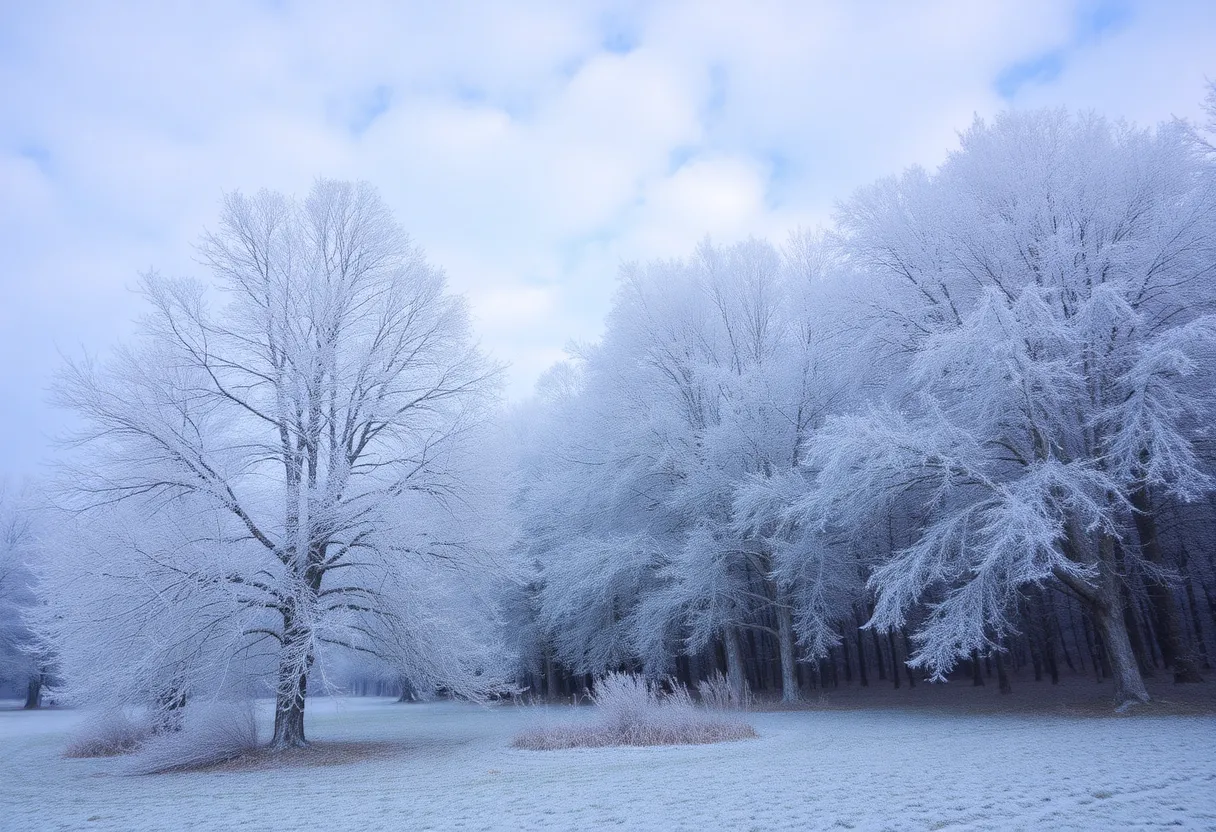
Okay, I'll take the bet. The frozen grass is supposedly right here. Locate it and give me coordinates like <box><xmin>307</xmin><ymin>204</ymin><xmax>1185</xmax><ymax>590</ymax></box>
<box><xmin>696</xmin><ymin>670</ymin><xmax>754</xmax><ymax>711</ymax></box>
<box><xmin>513</xmin><ymin>673</ymin><xmax>756</xmax><ymax>749</ymax></box>
<box><xmin>63</xmin><ymin>709</ymin><xmax>150</xmax><ymax>758</ymax></box>
<box><xmin>2</xmin><ymin>694</ymin><xmax>1215</xmax><ymax>830</ymax></box>
<box><xmin>125</xmin><ymin>701</ymin><xmax>259</xmax><ymax>774</ymax></box>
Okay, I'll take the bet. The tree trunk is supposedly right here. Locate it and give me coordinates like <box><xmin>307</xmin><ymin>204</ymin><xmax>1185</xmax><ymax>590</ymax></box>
<box><xmin>1092</xmin><ymin>599</ymin><xmax>1150</xmax><ymax>707</ymax></box>
<box><xmin>1178</xmin><ymin>548</ymin><xmax>1211</xmax><ymax>670</ymax></box>
<box><xmin>272</xmin><ymin>673</ymin><xmax>308</xmax><ymax>748</ymax></box>
<box><xmin>777</xmin><ymin>604</ymin><xmax>799</xmax><ymax>702</ymax></box>
<box><xmin>1121</xmin><ymin>586</ymin><xmax>1155</xmax><ymax>677</ymax></box>
<box><xmin>995</xmin><ymin>644</ymin><xmax>1012</xmax><ymax>695</ymax></box>
<box><xmin>23</xmin><ymin>673</ymin><xmax>42</xmax><ymax>710</ymax></box>
<box><xmin>1131</xmin><ymin>487</ymin><xmax>1203</xmax><ymax>682</ymax></box>
<box><xmin>888</xmin><ymin>630</ymin><xmax>900</xmax><ymax>689</ymax></box>
<box><xmin>271</xmin><ymin>639</ymin><xmax>311</xmax><ymax>748</ymax></box>
<box><xmin>723</xmin><ymin>627</ymin><xmax>746</xmax><ymax>704</ymax></box>
<box><xmin>901</xmin><ymin>629</ymin><xmax>917</xmax><ymax>688</ymax></box>
<box><xmin>871</xmin><ymin>627</ymin><xmax>887</xmax><ymax>681</ymax></box>
<box><xmin>1088</xmin><ymin>538</ymin><xmax>1151</xmax><ymax>707</ymax></box>
<box><xmin>855</xmin><ymin>613</ymin><xmax>869</xmax><ymax>687</ymax></box>
<box><xmin>970</xmin><ymin>649</ymin><xmax>984</xmax><ymax>686</ymax></box>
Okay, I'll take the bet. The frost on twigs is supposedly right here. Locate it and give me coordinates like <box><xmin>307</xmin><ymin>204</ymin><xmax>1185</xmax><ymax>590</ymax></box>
<box><xmin>124</xmin><ymin>701</ymin><xmax>258</xmax><ymax>774</ymax></box>
<box><xmin>64</xmin><ymin>709</ymin><xmax>151</xmax><ymax>758</ymax></box>
<box><xmin>696</xmin><ymin>671</ymin><xmax>754</xmax><ymax>711</ymax></box>
<box><xmin>512</xmin><ymin>673</ymin><xmax>756</xmax><ymax>750</ymax></box>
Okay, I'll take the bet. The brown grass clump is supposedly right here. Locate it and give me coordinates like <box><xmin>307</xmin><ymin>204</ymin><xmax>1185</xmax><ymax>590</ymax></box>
<box><xmin>513</xmin><ymin>673</ymin><xmax>757</xmax><ymax>750</ymax></box>
<box><xmin>201</xmin><ymin>740</ymin><xmax>405</xmax><ymax>772</ymax></box>
<box><xmin>64</xmin><ymin>710</ymin><xmax>150</xmax><ymax>758</ymax></box>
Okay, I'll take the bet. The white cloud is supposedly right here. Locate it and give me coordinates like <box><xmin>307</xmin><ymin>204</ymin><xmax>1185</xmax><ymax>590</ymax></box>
<box><xmin>0</xmin><ymin>0</ymin><xmax>1211</xmax><ymax>472</ymax></box>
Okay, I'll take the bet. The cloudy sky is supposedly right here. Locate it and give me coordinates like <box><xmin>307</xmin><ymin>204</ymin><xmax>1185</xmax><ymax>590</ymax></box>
<box><xmin>1</xmin><ymin>0</ymin><xmax>1213</xmax><ymax>474</ymax></box>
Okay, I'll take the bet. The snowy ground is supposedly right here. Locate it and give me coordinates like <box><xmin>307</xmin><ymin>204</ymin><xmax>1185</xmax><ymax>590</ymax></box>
<box><xmin>2</xmin><ymin>697</ymin><xmax>1214</xmax><ymax>831</ymax></box>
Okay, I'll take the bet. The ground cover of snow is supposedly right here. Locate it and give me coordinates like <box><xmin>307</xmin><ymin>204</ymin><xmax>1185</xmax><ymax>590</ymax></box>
<box><xmin>1</xmin><ymin>696</ymin><xmax>1213</xmax><ymax>831</ymax></box>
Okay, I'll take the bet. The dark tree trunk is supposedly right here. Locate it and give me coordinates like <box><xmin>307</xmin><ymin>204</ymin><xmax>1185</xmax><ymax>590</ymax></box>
<box><xmin>995</xmin><ymin>645</ymin><xmax>1012</xmax><ymax>695</ymax></box>
<box><xmin>840</xmin><ymin>628</ymin><xmax>853</xmax><ymax>684</ymax></box>
<box><xmin>1178</xmin><ymin>548</ymin><xmax>1211</xmax><ymax>670</ymax></box>
<box><xmin>888</xmin><ymin>631</ymin><xmax>900</xmax><ymax>689</ymax></box>
<box><xmin>1082</xmin><ymin>609</ymin><xmax>1105</xmax><ymax>679</ymax></box>
<box><xmin>1082</xmin><ymin>537</ymin><xmax>1152</xmax><ymax>707</ymax></box>
<box><xmin>1063</xmin><ymin>596</ymin><xmax>1083</xmax><ymax>672</ymax></box>
<box><xmin>1047</xmin><ymin>592</ymin><xmax>1073</xmax><ymax>672</ymax></box>
<box><xmin>1121</xmin><ymin>586</ymin><xmax>1155</xmax><ymax>677</ymax></box>
<box><xmin>271</xmin><ymin>649</ymin><xmax>310</xmax><ymax>748</ymax></box>
<box><xmin>855</xmin><ymin>615</ymin><xmax>869</xmax><ymax>687</ymax></box>
<box><xmin>23</xmin><ymin>673</ymin><xmax>42</xmax><ymax>710</ymax></box>
<box><xmin>723</xmin><ymin>627</ymin><xmax>747</xmax><ymax>703</ymax></box>
<box><xmin>1026</xmin><ymin>606</ymin><xmax>1043</xmax><ymax>682</ymax></box>
<box><xmin>1038</xmin><ymin>600</ymin><xmax>1060</xmax><ymax>684</ymax></box>
<box><xmin>272</xmin><ymin>682</ymin><xmax>307</xmax><ymax>748</ymax></box>
<box><xmin>1131</xmin><ymin>487</ymin><xmax>1203</xmax><ymax>682</ymax></box>
<box><xmin>872</xmin><ymin>627</ymin><xmax>887</xmax><ymax>681</ymax></box>
<box><xmin>970</xmin><ymin>649</ymin><xmax>985</xmax><ymax>686</ymax></box>
<box><xmin>777</xmin><ymin>603</ymin><xmax>799</xmax><ymax>702</ymax></box>
<box><xmin>901</xmin><ymin>628</ymin><xmax>916</xmax><ymax>688</ymax></box>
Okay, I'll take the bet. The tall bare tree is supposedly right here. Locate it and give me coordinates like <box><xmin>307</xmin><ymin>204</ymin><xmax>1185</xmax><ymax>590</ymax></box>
<box><xmin>54</xmin><ymin>180</ymin><xmax>502</xmax><ymax>747</ymax></box>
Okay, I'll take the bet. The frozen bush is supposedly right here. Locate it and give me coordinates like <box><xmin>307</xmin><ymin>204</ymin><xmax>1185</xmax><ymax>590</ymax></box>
<box><xmin>513</xmin><ymin>672</ymin><xmax>755</xmax><ymax>750</ymax></box>
<box><xmin>64</xmin><ymin>709</ymin><xmax>151</xmax><ymax>758</ymax></box>
<box><xmin>126</xmin><ymin>700</ymin><xmax>258</xmax><ymax>774</ymax></box>
<box><xmin>696</xmin><ymin>671</ymin><xmax>753</xmax><ymax>711</ymax></box>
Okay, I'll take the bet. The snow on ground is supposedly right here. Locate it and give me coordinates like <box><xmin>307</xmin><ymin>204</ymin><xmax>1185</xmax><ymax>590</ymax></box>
<box><xmin>1</xmin><ymin>697</ymin><xmax>1214</xmax><ymax>831</ymax></box>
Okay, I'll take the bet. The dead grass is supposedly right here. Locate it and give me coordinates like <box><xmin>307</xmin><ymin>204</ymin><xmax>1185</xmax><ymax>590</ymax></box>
<box><xmin>194</xmin><ymin>740</ymin><xmax>406</xmax><ymax>773</ymax></box>
<box><xmin>513</xmin><ymin>720</ymin><xmax>756</xmax><ymax>750</ymax></box>
<box><xmin>513</xmin><ymin>672</ymin><xmax>757</xmax><ymax>750</ymax></box>
<box><xmin>63</xmin><ymin>711</ymin><xmax>149</xmax><ymax>758</ymax></box>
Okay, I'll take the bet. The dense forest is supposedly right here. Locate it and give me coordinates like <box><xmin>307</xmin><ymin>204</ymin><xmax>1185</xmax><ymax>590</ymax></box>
<box><xmin>3</xmin><ymin>98</ymin><xmax>1216</xmax><ymax>742</ymax></box>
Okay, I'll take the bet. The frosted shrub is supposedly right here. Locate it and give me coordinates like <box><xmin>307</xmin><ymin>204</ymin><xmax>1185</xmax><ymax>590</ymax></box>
<box><xmin>126</xmin><ymin>700</ymin><xmax>258</xmax><ymax>774</ymax></box>
<box><xmin>590</xmin><ymin>672</ymin><xmax>663</xmax><ymax>732</ymax></box>
<box><xmin>64</xmin><ymin>709</ymin><xmax>151</xmax><ymax>758</ymax></box>
<box><xmin>696</xmin><ymin>672</ymin><xmax>753</xmax><ymax>711</ymax></box>
<box><xmin>514</xmin><ymin>672</ymin><xmax>755</xmax><ymax>750</ymax></box>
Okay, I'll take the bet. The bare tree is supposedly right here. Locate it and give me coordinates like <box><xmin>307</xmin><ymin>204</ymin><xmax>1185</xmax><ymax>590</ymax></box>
<box><xmin>0</xmin><ymin>481</ymin><xmax>49</xmax><ymax>708</ymax></box>
<box><xmin>54</xmin><ymin>180</ymin><xmax>502</xmax><ymax>747</ymax></box>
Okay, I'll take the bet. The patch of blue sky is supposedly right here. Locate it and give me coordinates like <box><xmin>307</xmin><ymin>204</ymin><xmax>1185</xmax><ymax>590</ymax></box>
<box><xmin>994</xmin><ymin>0</ymin><xmax>1131</xmax><ymax>100</ymax></box>
<box><xmin>347</xmin><ymin>84</ymin><xmax>391</xmax><ymax>136</ymax></box>
<box><xmin>996</xmin><ymin>52</ymin><xmax>1066</xmax><ymax>99</ymax></box>
<box><xmin>599</xmin><ymin>5</ymin><xmax>641</xmax><ymax>55</ymax></box>
<box><xmin>18</xmin><ymin>143</ymin><xmax>52</xmax><ymax>176</ymax></box>
<box><xmin>602</xmin><ymin>28</ymin><xmax>638</xmax><ymax>55</ymax></box>
<box><xmin>706</xmin><ymin>63</ymin><xmax>728</xmax><ymax>119</ymax></box>
<box><xmin>667</xmin><ymin>145</ymin><xmax>698</xmax><ymax>173</ymax></box>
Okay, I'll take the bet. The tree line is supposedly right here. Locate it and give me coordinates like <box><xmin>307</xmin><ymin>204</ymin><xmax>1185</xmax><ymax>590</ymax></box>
<box><xmin>504</xmin><ymin>107</ymin><xmax>1216</xmax><ymax>709</ymax></box>
<box><xmin>1</xmin><ymin>98</ymin><xmax>1215</xmax><ymax>739</ymax></box>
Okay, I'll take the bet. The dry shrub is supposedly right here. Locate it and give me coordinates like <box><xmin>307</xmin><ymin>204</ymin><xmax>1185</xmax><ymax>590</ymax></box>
<box><xmin>64</xmin><ymin>710</ymin><xmax>151</xmax><ymax>758</ymax></box>
<box><xmin>696</xmin><ymin>671</ymin><xmax>753</xmax><ymax>711</ymax></box>
<box><xmin>513</xmin><ymin>672</ymin><xmax>756</xmax><ymax>750</ymax></box>
<box><xmin>125</xmin><ymin>700</ymin><xmax>258</xmax><ymax>774</ymax></box>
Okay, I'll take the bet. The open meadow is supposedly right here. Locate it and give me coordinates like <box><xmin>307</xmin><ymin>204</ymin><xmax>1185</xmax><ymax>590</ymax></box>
<box><xmin>3</xmin><ymin>688</ymin><xmax>1215</xmax><ymax>831</ymax></box>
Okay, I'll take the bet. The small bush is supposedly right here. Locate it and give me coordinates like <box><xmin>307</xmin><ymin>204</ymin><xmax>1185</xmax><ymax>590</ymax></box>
<box><xmin>64</xmin><ymin>710</ymin><xmax>151</xmax><ymax>758</ymax></box>
<box><xmin>696</xmin><ymin>671</ymin><xmax>753</xmax><ymax>711</ymax></box>
<box><xmin>125</xmin><ymin>700</ymin><xmax>258</xmax><ymax>774</ymax></box>
<box><xmin>514</xmin><ymin>672</ymin><xmax>756</xmax><ymax>750</ymax></box>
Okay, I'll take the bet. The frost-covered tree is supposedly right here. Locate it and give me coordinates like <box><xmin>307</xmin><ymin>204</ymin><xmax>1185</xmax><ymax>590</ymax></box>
<box><xmin>52</xmin><ymin>180</ymin><xmax>505</xmax><ymax>745</ymax></box>
<box><xmin>0</xmin><ymin>482</ymin><xmax>49</xmax><ymax>708</ymax></box>
<box><xmin>38</xmin><ymin>500</ymin><xmax>259</xmax><ymax>728</ymax></box>
<box><xmin>517</xmin><ymin>236</ymin><xmax>856</xmax><ymax>701</ymax></box>
<box><xmin>803</xmin><ymin>110</ymin><xmax>1216</xmax><ymax>706</ymax></box>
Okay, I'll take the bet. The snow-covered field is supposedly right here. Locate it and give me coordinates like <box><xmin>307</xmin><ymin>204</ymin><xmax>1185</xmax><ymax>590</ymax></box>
<box><xmin>2</xmin><ymin>697</ymin><xmax>1214</xmax><ymax>831</ymax></box>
